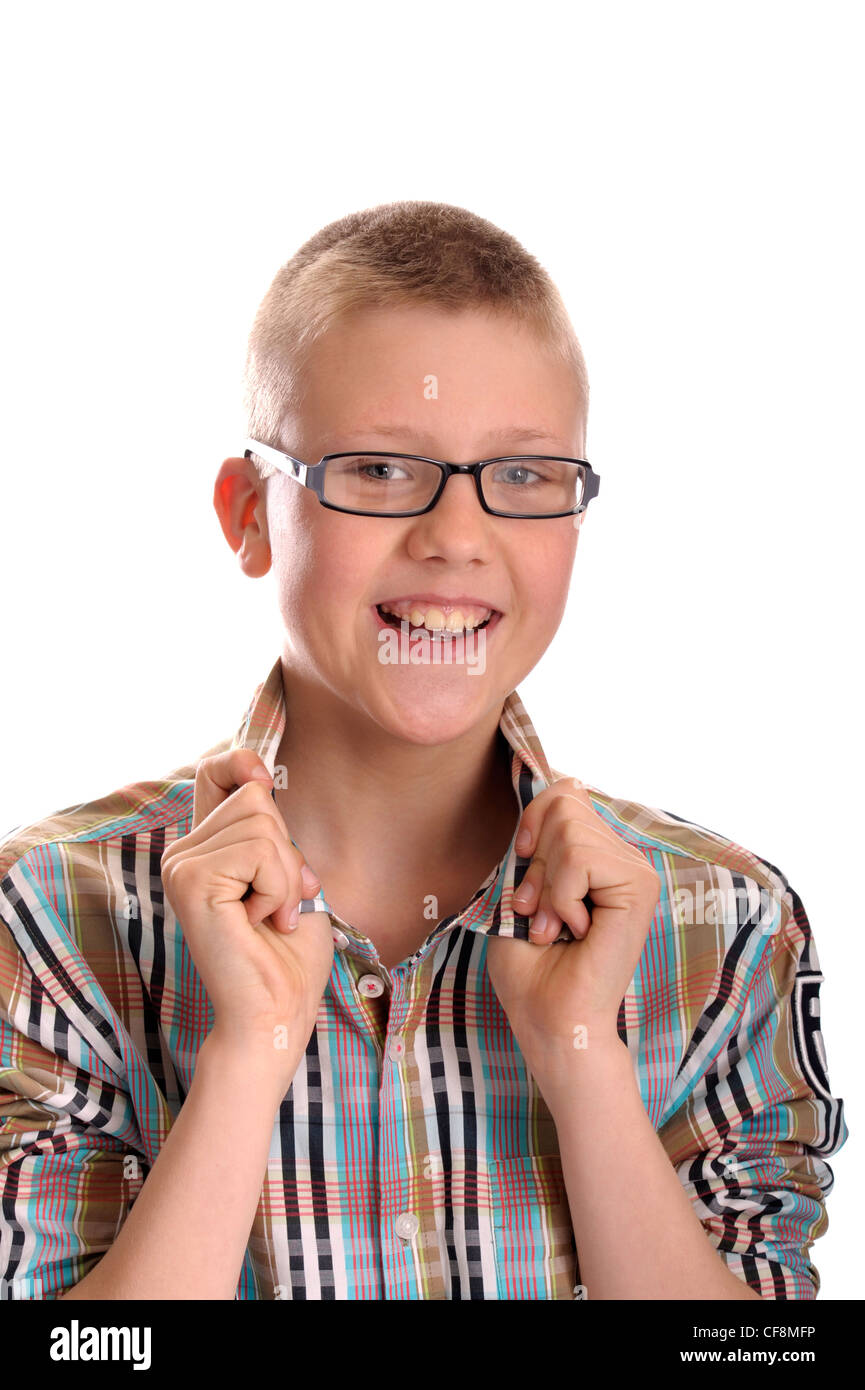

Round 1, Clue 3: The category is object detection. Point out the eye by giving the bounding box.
[491,461,545,486]
[357,459,412,481]
[332,456,417,483]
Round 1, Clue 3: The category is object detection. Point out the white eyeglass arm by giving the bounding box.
[244,439,309,485]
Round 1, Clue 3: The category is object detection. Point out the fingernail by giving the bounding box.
[515,829,531,852]
[251,767,272,781]
[529,909,551,937]
[300,866,320,892]
[288,905,299,927]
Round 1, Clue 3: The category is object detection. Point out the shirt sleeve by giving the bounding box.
[0,905,150,1300]
[656,877,848,1300]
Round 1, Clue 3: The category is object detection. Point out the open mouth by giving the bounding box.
[373,604,499,636]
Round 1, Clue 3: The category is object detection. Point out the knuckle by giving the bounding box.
[238,780,272,809]
[249,833,272,857]
[548,885,570,914]
[554,776,589,799]
[552,796,587,829]
[164,856,194,895]
[254,836,283,867]
[561,839,585,863]
[160,845,183,879]
[194,754,215,780]
[249,811,278,839]
[290,869,307,900]
[559,820,585,844]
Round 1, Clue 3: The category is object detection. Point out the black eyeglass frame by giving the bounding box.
[243,438,600,519]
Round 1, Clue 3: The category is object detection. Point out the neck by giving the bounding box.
[272,661,519,879]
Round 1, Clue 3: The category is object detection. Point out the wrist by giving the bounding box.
[197,1025,307,1102]
[527,1031,634,1115]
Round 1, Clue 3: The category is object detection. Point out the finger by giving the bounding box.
[549,840,658,926]
[163,816,308,933]
[512,856,546,912]
[528,881,561,943]
[221,838,298,934]
[173,779,292,857]
[530,876,592,943]
[528,837,593,940]
[517,781,605,863]
[196,776,321,895]
[192,748,273,829]
[173,778,322,908]
[514,777,591,855]
[162,836,290,939]
[542,800,642,873]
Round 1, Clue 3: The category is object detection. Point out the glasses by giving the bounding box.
[243,438,600,519]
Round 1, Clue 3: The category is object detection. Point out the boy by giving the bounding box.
[0,201,847,1301]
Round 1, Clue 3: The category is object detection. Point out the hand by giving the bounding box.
[160,748,334,1088]
[487,778,661,1093]
[512,778,599,942]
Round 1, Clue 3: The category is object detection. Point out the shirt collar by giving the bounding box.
[228,656,556,953]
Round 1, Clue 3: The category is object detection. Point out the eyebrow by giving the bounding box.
[321,423,563,450]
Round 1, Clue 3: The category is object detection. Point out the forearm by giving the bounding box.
[541,1040,762,1301]
[59,1033,300,1301]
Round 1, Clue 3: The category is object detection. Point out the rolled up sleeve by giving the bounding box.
[0,904,149,1300]
[657,880,848,1299]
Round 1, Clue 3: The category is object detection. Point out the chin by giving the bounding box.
[363,676,502,746]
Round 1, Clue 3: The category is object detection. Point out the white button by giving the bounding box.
[331,927,350,951]
[395,1212,419,1240]
[358,973,385,998]
[388,1037,406,1061]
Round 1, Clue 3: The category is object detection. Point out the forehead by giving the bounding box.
[317,421,570,452]
[292,304,586,454]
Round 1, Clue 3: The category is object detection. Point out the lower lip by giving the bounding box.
[371,605,502,639]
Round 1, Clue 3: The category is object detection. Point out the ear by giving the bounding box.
[213,457,271,577]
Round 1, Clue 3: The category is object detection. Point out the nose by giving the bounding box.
[406,471,494,561]
[429,469,487,517]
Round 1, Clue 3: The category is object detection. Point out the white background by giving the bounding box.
[1,1,861,1298]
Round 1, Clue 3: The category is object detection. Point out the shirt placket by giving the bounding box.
[334,924,448,1300]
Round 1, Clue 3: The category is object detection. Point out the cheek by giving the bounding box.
[519,534,576,619]
[270,508,380,623]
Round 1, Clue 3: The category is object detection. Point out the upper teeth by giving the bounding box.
[380,602,492,631]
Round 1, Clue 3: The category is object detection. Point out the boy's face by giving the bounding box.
[219,303,586,746]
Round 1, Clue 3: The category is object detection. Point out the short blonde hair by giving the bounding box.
[243,200,589,479]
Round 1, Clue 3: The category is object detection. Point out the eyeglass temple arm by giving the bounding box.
[244,439,309,485]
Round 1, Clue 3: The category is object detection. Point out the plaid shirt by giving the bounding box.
[0,657,848,1300]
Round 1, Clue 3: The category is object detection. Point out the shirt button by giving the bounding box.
[331,927,350,951]
[357,973,385,998]
[395,1212,419,1241]
[388,1037,406,1061]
